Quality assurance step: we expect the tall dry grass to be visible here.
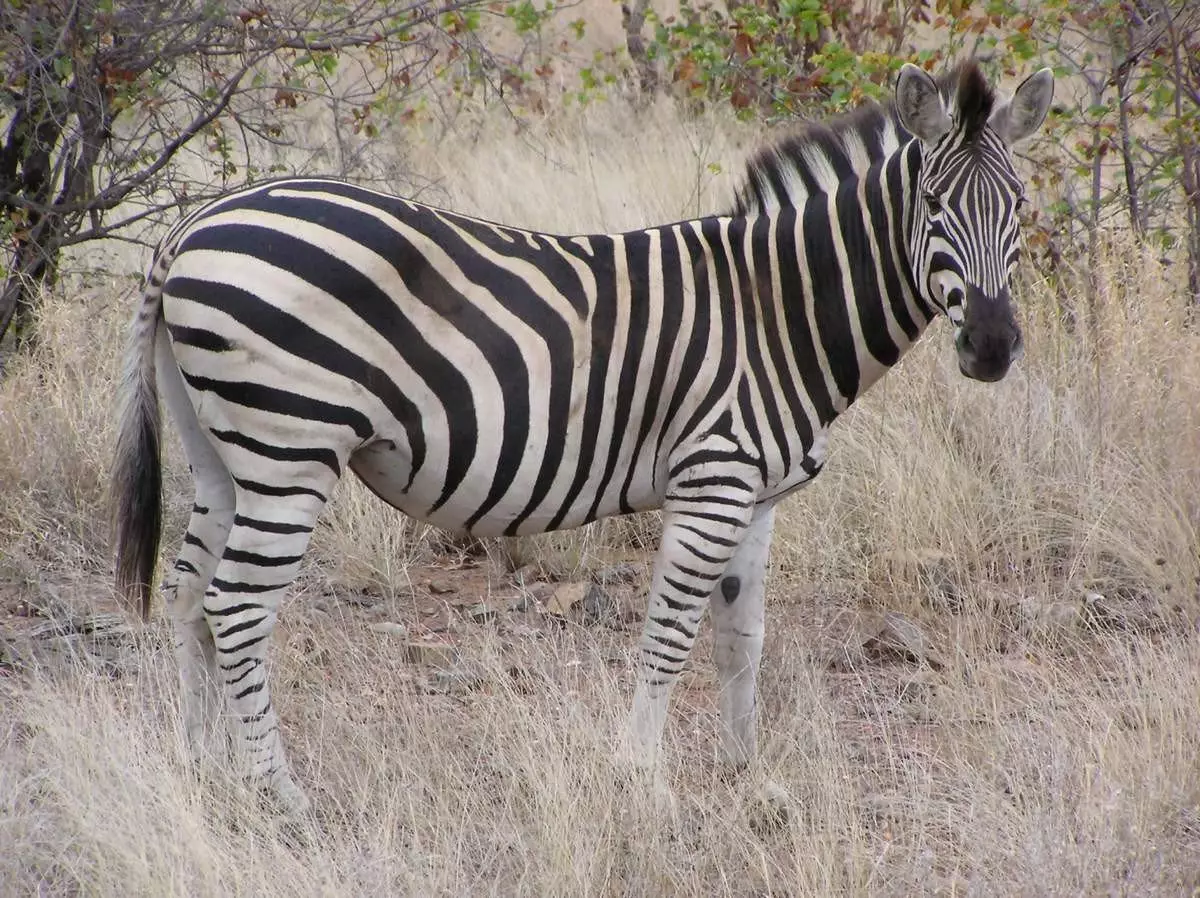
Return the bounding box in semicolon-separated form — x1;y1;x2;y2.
2;94;1200;895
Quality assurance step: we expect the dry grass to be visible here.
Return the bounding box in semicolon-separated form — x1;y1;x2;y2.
3;91;1200;896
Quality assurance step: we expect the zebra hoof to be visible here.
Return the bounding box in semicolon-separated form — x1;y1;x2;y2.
616;764;679;820
267;775;313;820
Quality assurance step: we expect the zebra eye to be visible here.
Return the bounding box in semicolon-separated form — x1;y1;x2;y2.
924;193;943;216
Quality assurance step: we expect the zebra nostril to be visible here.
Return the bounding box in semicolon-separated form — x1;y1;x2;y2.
1010;330;1025;360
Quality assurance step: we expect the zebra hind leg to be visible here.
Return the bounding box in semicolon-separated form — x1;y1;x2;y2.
707;503;791;828
203;478;335;817
156;329;237;772
165;484;236;771
627;484;756;810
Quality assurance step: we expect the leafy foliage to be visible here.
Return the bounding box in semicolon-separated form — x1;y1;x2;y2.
1;0;1198;354
0;0;496;346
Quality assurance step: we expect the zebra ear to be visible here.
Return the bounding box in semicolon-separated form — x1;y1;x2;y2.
990;68;1054;145
896;63;952;144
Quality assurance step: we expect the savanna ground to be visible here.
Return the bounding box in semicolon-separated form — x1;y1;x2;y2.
3;43;1200;898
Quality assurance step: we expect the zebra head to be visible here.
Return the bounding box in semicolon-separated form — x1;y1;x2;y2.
896;62;1054;382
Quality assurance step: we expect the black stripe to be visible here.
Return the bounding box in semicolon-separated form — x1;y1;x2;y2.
662;575;712;598
587;230;652;521
210;578;286;594
655;222;714;470
670;563;711;580
650;614;696;639
221;548;303;567
677;523;737;548
647;631;693;654
234;681;265;700
184;372;372;442
547;235;618;530
233;477;326;501
641;649;686;670
804;195;859;402
836;180;898;367
674;217;740;445
676;539;725;565
218;614;267;639
183;532;211;554
893;147;936;320
227;663;259;686
221;633;271;654
775;205;837;425
664;492;752;508
865;163;918;341
675;508;749;529
668;448;753;481
654;592;693;612
735;377;768;485
232;514;312;535
210;428;341;476
750;213;812;455
621;226;684;503
674;473;754;491
204;601;265;617
167;323;233;352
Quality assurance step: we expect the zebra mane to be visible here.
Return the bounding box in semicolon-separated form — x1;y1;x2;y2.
732;60;994;215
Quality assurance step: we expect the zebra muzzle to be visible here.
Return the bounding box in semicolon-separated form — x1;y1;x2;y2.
956;286;1021;383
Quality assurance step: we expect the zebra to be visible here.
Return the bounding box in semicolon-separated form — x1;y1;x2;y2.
111;60;1053;816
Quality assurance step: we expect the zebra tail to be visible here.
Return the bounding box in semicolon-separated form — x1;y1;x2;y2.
111;266;167;620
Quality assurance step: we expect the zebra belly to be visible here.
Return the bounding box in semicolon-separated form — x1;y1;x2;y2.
349;434;667;537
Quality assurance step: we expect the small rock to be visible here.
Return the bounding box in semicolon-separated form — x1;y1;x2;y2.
427;579;456;596
401;640;460;667
511;563;542;584
859;611;945;670
546;582;615;625
1018;595;1083;635
368;621;409;638
546;582;590;616
340;592;382;608
594;562;642;585
580;584;618;626
896;667;941;702
510;593;537;613
465;602;498;624
422;664;487;695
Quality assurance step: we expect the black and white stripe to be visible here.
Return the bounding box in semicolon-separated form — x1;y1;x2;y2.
111;60;1053;814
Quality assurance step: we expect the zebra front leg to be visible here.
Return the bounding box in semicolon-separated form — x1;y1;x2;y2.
205;483;331;817
708;503;773;769
707;502;790;824
627;485;757;802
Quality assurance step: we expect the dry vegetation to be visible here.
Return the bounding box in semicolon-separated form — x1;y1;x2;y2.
3;76;1200;896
